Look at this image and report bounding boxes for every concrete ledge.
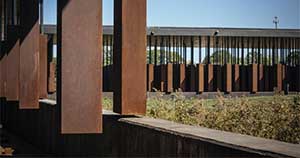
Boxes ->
[120,117,300,158]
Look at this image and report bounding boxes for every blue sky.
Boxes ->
[44,0,299,29]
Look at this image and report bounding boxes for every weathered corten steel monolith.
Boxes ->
[147,64,154,92]
[297,65,300,92]
[275,64,283,92]
[19,0,40,109]
[48,62,56,93]
[113,0,147,115]
[224,64,232,93]
[197,64,204,93]
[206,64,214,92]
[179,64,186,91]
[232,64,240,91]
[258,64,264,91]
[215,65,222,91]
[39,35,48,99]
[58,0,103,133]
[250,64,258,93]
[6,26,20,101]
[164,64,173,93]
[264,66,270,91]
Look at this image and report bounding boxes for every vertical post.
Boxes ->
[232,64,240,91]
[5,26,19,101]
[206,64,214,92]
[250,64,258,93]
[164,63,173,93]
[58,0,103,133]
[259,64,264,91]
[197,64,204,93]
[225,64,232,93]
[19,0,40,109]
[179,64,186,91]
[39,34,47,99]
[47,35,56,93]
[113,0,147,115]
[275,64,283,92]
[147,64,154,92]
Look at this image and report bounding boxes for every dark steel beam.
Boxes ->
[57,0,103,134]
[113,0,147,115]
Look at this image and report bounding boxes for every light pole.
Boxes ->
[273,16,279,29]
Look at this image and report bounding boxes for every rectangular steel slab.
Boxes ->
[58,0,103,133]
[113,0,147,115]
[19,0,40,109]
[233,64,240,91]
[39,35,48,99]
[147,64,154,92]
[250,64,258,93]
[258,64,264,91]
[225,64,232,93]
[197,64,204,93]
[6,26,20,101]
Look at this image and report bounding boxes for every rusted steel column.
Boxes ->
[147,64,154,92]
[48,62,56,93]
[250,64,258,93]
[6,26,19,101]
[39,35,48,99]
[275,64,283,92]
[224,64,232,93]
[232,64,240,91]
[206,64,214,92]
[179,64,186,91]
[113,0,147,115]
[189,64,196,92]
[163,64,173,93]
[19,0,40,109]
[47,35,56,94]
[197,64,204,93]
[58,0,103,133]
[258,64,264,91]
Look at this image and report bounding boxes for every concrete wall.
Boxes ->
[1,98,299,157]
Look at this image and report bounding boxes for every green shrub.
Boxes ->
[103,93,300,144]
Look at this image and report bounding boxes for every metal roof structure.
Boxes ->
[42,25,300,38]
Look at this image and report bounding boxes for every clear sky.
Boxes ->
[44,0,300,29]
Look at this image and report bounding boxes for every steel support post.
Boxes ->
[232,64,240,91]
[250,64,258,93]
[58,0,103,133]
[197,64,204,93]
[215,65,222,91]
[147,64,154,92]
[224,64,232,93]
[163,64,173,93]
[179,64,186,91]
[6,26,19,101]
[113,0,147,115]
[275,64,283,92]
[297,65,300,92]
[19,0,40,109]
[39,34,47,99]
[206,64,214,92]
[259,64,264,91]
[189,64,196,92]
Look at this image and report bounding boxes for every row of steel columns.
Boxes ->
[0,0,147,134]
[145,64,300,93]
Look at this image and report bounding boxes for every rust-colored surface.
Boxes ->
[165,64,173,93]
[233,64,240,91]
[258,64,264,91]
[179,64,186,91]
[39,35,48,99]
[113,0,147,115]
[6,26,20,101]
[19,0,40,109]
[58,0,102,133]
[207,64,214,92]
[225,64,232,93]
[197,64,204,92]
[189,65,196,92]
[48,62,56,93]
[275,64,283,91]
[250,64,258,93]
[147,64,154,91]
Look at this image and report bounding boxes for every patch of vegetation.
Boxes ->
[103,93,300,144]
